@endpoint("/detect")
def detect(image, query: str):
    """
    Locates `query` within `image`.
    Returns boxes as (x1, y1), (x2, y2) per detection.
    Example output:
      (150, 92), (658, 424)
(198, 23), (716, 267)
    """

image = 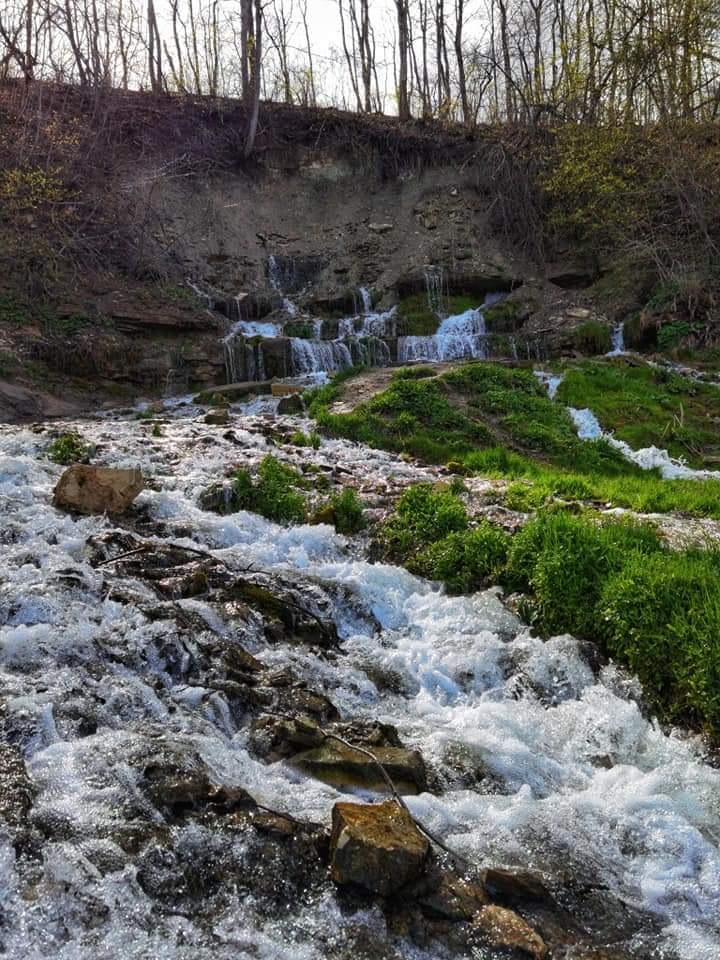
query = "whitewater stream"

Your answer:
(1, 398), (719, 959)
